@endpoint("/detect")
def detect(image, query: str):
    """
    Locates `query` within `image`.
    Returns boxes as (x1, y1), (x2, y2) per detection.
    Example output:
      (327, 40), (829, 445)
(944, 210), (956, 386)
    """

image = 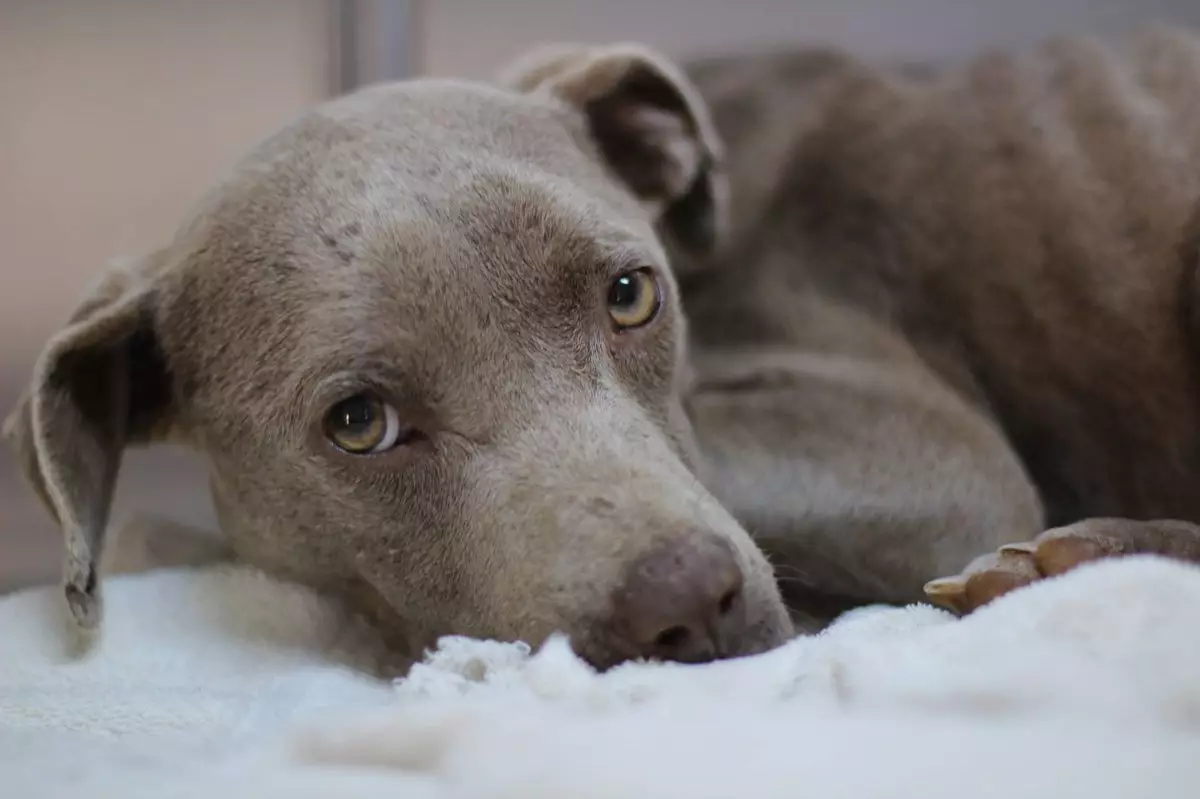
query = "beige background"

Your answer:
(0, 0), (334, 591)
(3, 0), (1199, 593)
